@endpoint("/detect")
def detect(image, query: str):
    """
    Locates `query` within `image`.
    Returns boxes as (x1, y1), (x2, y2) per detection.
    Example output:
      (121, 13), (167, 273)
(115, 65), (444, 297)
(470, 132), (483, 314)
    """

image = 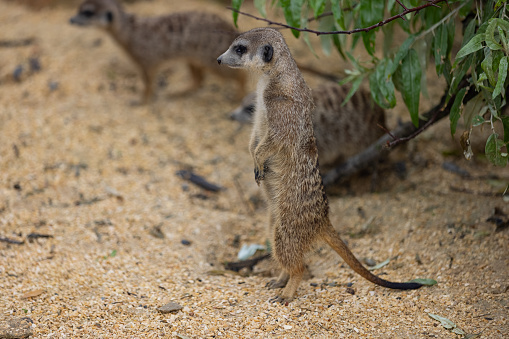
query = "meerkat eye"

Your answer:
(81, 10), (95, 17)
(234, 45), (247, 56)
